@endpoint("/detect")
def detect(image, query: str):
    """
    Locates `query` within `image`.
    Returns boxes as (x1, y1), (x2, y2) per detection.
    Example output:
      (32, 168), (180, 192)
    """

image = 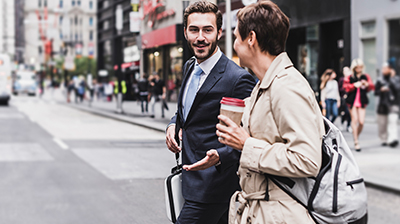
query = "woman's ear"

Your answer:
(247, 31), (256, 47)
